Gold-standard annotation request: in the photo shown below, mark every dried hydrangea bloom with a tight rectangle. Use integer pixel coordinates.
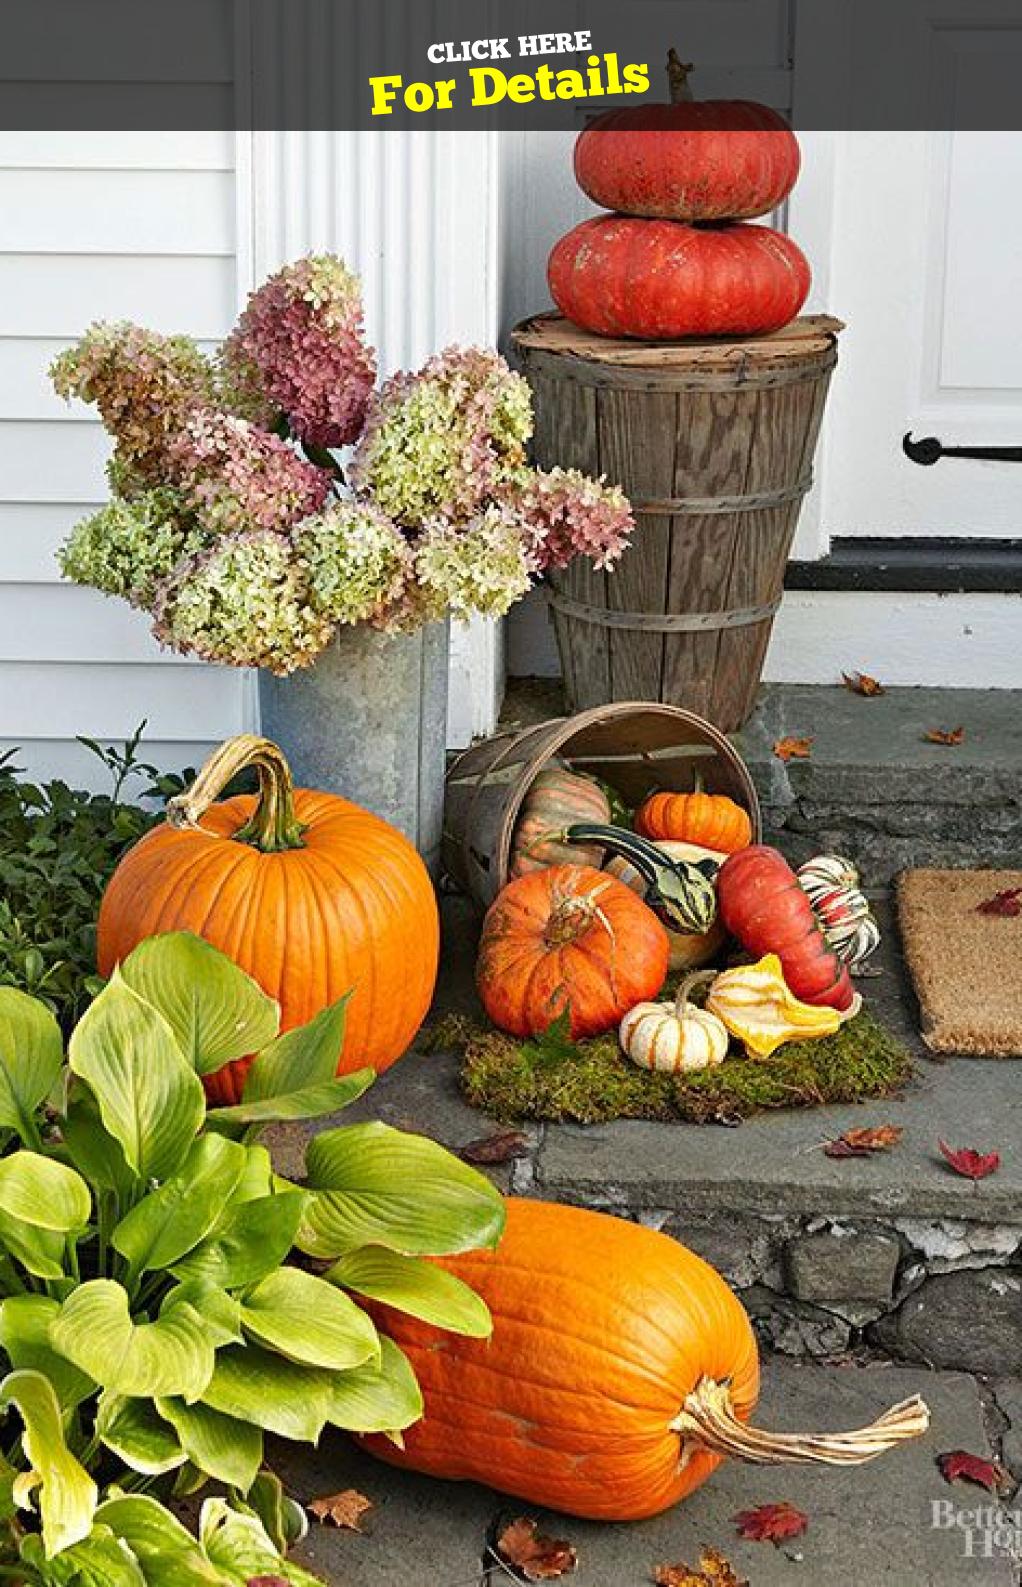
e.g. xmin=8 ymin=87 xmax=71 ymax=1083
xmin=412 ymin=505 xmax=532 ymax=622
xmin=350 ymin=347 xmax=533 ymax=530
xmin=58 ymin=490 xmax=207 ymax=608
xmin=167 ymin=409 xmax=333 ymax=536
xmin=50 ymin=322 xmax=214 ymax=491
xmin=510 ymin=466 xmax=634 ymax=572
xmin=294 ymin=499 xmax=411 ymax=627
xmin=152 ymin=530 xmax=333 ymax=674
xmin=220 ymin=254 xmax=376 ymax=447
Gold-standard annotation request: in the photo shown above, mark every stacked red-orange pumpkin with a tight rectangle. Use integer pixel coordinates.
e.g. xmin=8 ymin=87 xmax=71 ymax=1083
xmin=547 ymin=55 xmax=809 ymax=341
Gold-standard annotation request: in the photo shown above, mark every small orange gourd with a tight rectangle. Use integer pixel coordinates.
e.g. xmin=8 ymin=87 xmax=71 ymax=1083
xmin=636 ymin=785 xmax=752 ymax=854
xmin=97 ymin=735 xmax=439 ymax=1104
xmin=363 ymin=1199 xmax=929 ymax=1521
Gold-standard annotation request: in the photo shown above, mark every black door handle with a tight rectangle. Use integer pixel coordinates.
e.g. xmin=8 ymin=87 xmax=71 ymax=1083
xmin=904 ymin=432 xmax=1022 ymax=466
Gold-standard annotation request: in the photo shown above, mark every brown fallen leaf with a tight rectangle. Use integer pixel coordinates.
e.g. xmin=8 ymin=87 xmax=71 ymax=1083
xmin=938 ymin=1140 xmax=1001 ymax=1182
xmin=653 ymin=1547 xmax=748 ymax=1587
xmin=937 ymin=1450 xmax=1012 ymax=1494
xmin=842 ymin=670 xmax=885 ymax=696
xmin=308 ymin=1488 xmax=373 ymax=1531
xmin=459 ymin=1129 xmax=529 ymax=1165
xmin=976 ymin=887 xmax=1022 ymax=918
xmin=496 ymin=1518 xmax=578 ymax=1580
xmin=823 ymin=1124 xmax=903 ymax=1158
xmin=246 ymin=1577 xmax=289 ymax=1587
xmin=923 ymin=725 xmax=965 ymax=745
xmin=773 ymin=735 xmax=813 ymax=763
xmin=733 ymin=1501 xmax=808 ymax=1544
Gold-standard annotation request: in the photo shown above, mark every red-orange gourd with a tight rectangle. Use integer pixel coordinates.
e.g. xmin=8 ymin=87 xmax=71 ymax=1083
xmin=548 ymin=216 xmax=811 ymax=342
xmin=574 ymin=50 xmax=801 ymax=223
xmin=476 ymin=864 xmax=668 ymax=1039
xmin=636 ymin=788 xmax=753 ymax=854
xmin=362 ymin=1199 xmax=929 ymax=1521
xmin=96 ymin=735 xmax=439 ymax=1104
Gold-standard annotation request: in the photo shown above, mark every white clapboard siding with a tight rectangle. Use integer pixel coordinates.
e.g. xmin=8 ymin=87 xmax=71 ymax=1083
xmin=0 ymin=122 xmax=248 ymax=789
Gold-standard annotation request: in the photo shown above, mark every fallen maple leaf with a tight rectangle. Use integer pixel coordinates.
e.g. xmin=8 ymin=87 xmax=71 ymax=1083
xmin=733 ymin=1501 xmax=808 ymax=1544
xmin=459 ymin=1130 xmax=529 ymax=1165
xmin=923 ymin=725 xmax=965 ymax=745
xmin=842 ymin=670 xmax=885 ymax=696
xmin=976 ymin=887 xmax=1022 ymax=918
xmin=496 ymin=1518 xmax=578 ymax=1580
xmin=246 ymin=1578 xmax=289 ymax=1587
xmin=653 ymin=1548 xmax=748 ymax=1587
xmin=937 ymin=1450 xmax=1011 ymax=1493
xmin=308 ymin=1489 xmax=373 ymax=1531
xmin=773 ymin=735 xmax=813 ymax=763
xmin=938 ymin=1140 xmax=1001 ymax=1181
xmin=823 ymin=1124 xmax=903 ymax=1158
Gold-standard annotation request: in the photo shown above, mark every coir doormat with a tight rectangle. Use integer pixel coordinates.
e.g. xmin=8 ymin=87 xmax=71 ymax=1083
xmin=897 ymin=868 xmax=1022 ymax=1057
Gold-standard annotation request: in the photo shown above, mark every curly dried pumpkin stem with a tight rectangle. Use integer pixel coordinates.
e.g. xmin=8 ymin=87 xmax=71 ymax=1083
xmin=667 ymin=48 xmax=695 ymax=103
xmin=671 ymin=1377 xmax=930 ymax=1468
xmin=673 ymin=970 xmax=718 ymax=1014
xmin=166 ymin=734 xmax=306 ymax=854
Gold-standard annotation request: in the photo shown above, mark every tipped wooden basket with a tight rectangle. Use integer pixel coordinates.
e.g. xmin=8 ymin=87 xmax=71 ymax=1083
xmin=442 ymin=701 xmax=760 ymax=911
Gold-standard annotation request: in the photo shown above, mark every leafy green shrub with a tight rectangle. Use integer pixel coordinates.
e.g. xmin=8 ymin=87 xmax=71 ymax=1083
xmin=0 ymin=727 xmax=194 ymax=1028
xmin=0 ymin=931 xmax=505 ymax=1583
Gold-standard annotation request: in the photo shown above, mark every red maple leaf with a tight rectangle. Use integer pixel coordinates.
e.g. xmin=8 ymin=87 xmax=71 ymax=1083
xmin=938 ymin=1140 xmax=1001 ymax=1181
xmin=937 ymin=1450 xmax=1011 ymax=1493
xmin=976 ymin=887 xmax=1022 ymax=918
xmin=732 ymin=1502 xmax=808 ymax=1544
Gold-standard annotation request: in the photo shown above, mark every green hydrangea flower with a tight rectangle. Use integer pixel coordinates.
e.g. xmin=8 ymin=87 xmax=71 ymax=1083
xmin=152 ymin=530 xmax=333 ymax=674
xmin=58 ymin=490 xmax=205 ymax=607
xmin=412 ymin=506 xmax=532 ymax=622
xmin=294 ymin=499 xmax=411 ymax=626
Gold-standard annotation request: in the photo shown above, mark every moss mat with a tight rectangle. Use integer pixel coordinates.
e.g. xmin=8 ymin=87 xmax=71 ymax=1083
xmin=427 ymin=1009 xmax=913 ymax=1127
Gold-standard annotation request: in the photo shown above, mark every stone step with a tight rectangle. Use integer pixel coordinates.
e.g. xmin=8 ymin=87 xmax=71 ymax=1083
xmin=280 ymin=1362 xmax=1017 ymax=1585
xmin=499 ymin=678 xmax=1022 ymax=889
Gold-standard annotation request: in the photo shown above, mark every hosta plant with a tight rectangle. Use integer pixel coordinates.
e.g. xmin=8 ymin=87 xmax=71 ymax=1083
xmin=0 ymin=932 xmax=504 ymax=1583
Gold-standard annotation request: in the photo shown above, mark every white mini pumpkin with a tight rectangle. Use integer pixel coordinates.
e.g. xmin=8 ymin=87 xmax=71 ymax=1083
xmin=619 ymin=973 xmax=730 ymax=1074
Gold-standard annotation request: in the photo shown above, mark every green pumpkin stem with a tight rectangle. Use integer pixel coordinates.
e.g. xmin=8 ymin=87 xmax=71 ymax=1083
xmin=166 ymin=734 xmax=307 ymax=854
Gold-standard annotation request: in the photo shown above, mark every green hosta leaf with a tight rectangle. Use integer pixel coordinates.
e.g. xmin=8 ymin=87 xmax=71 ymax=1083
xmin=50 ymin=1281 xmax=215 ymax=1401
xmin=200 ymin=1344 xmax=334 ymax=1442
xmin=112 ymin=1134 xmax=247 ymax=1279
xmin=328 ymin=1245 xmax=491 ymax=1337
xmin=68 ymin=973 xmax=205 ymax=1182
xmin=171 ymin=1191 xmax=305 ymax=1289
xmin=118 ymin=931 xmax=280 ymax=1077
xmin=206 ymin=1070 xmax=374 ymax=1130
xmin=0 ymin=1150 xmax=91 ymax=1233
xmin=298 ymin=1122 xmax=506 ymax=1259
xmin=238 ymin=1268 xmax=378 ymax=1371
xmin=242 ymin=995 xmax=349 ymax=1099
xmin=96 ymin=1393 xmax=185 ymax=1476
xmin=0 ymin=1295 xmax=94 ymax=1408
xmin=19 ymin=1525 xmax=147 ymax=1585
xmin=155 ymin=1397 xmax=262 ymax=1494
xmin=0 ymin=1368 xmax=97 ymax=1557
xmin=1 ymin=1220 xmax=67 ymax=1281
xmin=162 ymin=1283 xmax=243 ymax=1347
xmin=244 ymin=1469 xmax=307 ymax=1553
xmin=199 ymin=1497 xmax=323 ymax=1586
xmin=0 ymin=987 xmax=63 ymax=1144
xmin=95 ymin=1495 xmax=224 ymax=1585
xmin=231 ymin=1142 xmax=273 ymax=1202
xmin=326 ymin=1335 xmax=423 ymax=1434
xmin=62 ymin=1087 xmax=134 ymax=1197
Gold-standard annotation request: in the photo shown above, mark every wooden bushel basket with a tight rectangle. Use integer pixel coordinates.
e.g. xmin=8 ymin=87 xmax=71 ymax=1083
xmin=511 ymin=313 xmax=842 ymax=732
xmin=442 ymin=701 xmax=760 ymax=912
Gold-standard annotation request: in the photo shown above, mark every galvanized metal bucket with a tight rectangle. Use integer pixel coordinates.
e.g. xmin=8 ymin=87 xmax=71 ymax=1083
xmin=258 ymin=620 xmax=450 ymax=874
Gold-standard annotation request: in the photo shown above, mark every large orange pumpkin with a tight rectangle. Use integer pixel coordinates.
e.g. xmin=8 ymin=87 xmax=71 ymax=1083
xmin=476 ymin=864 xmax=669 ymax=1039
xmin=96 ymin=735 xmax=439 ymax=1103
xmin=363 ymin=1199 xmax=929 ymax=1521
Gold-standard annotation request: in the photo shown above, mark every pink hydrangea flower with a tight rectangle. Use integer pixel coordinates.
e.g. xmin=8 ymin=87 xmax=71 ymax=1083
xmin=220 ymin=255 xmax=376 ymax=448
xmin=511 ymin=466 xmax=634 ymax=572
xmin=167 ymin=409 xmax=332 ymax=536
